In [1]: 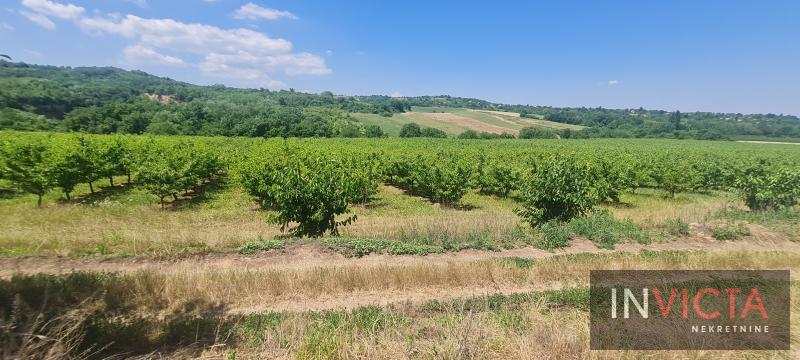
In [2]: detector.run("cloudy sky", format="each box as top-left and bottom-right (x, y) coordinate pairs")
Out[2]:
(2, 0), (800, 114)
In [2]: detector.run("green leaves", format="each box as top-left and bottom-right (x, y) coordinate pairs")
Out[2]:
(237, 146), (381, 237)
(735, 162), (800, 211)
(134, 141), (221, 207)
(386, 152), (473, 206)
(515, 156), (602, 226)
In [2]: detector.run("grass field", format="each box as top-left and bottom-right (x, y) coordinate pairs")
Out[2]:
(2, 136), (799, 358)
(351, 106), (584, 136)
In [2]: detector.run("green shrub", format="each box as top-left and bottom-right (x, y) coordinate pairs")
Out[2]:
(711, 224), (750, 240)
(651, 158), (699, 198)
(534, 220), (570, 249)
(237, 238), (286, 254)
(476, 156), (520, 198)
(0, 140), (52, 206)
(237, 149), (376, 237)
(320, 237), (445, 257)
(398, 123), (422, 137)
(663, 218), (690, 236)
(735, 162), (800, 211)
(386, 153), (473, 206)
(515, 156), (600, 226)
(568, 210), (648, 249)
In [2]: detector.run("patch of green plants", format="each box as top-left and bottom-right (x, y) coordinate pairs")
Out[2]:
(422, 287), (589, 313)
(534, 220), (571, 250)
(568, 210), (649, 249)
(663, 218), (690, 236)
(498, 256), (535, 269)
(734, 161), (800, 211)
(320, 237), (445, 257)
(711, 224), (751, 240)
(236, 238), (286, 255)
(532, 211), (648, 250)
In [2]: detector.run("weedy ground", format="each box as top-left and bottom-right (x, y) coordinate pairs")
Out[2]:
(1, 176), (799, 358)
(2, 251), (799, 359)
(0, 177), (752, 257)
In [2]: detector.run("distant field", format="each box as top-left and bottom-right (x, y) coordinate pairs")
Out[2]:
(352, 106), (584, 136)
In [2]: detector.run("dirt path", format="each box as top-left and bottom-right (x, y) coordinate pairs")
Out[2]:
(229, 283), (577, 313)
(737, 140), (800, 145)
(2, 225), (798, 278)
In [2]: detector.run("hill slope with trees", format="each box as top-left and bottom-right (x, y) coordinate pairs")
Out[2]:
(1, 61), (798, 140)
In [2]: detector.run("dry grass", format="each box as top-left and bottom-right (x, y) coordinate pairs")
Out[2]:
(191, 296), (799, 360)
(51, 250), (799, 314)
(603, 188), (739, 225)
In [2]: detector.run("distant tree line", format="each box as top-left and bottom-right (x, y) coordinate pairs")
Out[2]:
(400, 96), (800, 140)
(0, 62), (398, 138)
(2, 62), (798, 140)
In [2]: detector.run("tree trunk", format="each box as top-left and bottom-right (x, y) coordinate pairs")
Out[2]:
(89, 182), (94, 193)
(109, 176), (114, 187)
(37, 194), (42, 208)
(160, 196), (165, 208)
(65, 191), (71, 200)
(127, 173), (132, 185)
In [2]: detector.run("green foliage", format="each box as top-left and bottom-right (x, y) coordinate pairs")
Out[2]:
(398, 123), (421, 138)
(534, 220), (571, 250)
(515, 156), (600, 226)
(499, 257), (535, 269)
(135, 141), (221, 207)
(320, 237), (445, 257)
(237, 147), (380, 236)
(734, 162), (800, 211)
(0, 139), (53, 206)
(663, 218), (690, 236)
(518, 126), (557, 139)
(399, 123), (448, 138)
(532, 211), (647, 250)
(651, 158), (699, 198)
(387, 153), (473, 205)
(711, 224), (751, 240)
(236, 238), (286, 254)
(567, 210), (648, 249)
(475, 155), (520, 198)
(419, 127), (448, 138)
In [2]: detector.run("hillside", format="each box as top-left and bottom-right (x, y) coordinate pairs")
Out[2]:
(353, 107), (583, 137)
(1, 61), (799, 140)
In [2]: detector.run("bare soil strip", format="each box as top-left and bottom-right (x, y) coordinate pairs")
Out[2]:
(2, 227), (798, 278)
(468, 109), (521, 117)
(737, 141), (800, 145)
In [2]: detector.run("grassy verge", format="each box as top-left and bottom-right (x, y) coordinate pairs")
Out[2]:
(716, 207), (800, 240)
(534, 211), (650, 250)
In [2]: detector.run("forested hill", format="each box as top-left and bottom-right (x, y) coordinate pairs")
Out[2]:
(1, 61), (798, 140)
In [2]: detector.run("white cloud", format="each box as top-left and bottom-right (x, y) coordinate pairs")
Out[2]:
(607, 80), (619, 86)
(233, 3), (297, 21)
(79, 15), (293, 55)
(21, 0), (84, 20)
(123, 45), (185, 66)
(325, 49), (333, 56)
(20, 10), (55, 29)
(19, 0), (330, 89)
(1, 22), (14, 31)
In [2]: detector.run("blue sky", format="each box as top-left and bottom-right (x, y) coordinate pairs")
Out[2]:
(2, 0), (799, 115)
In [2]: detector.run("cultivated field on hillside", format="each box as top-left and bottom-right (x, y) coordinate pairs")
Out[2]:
(1, 131), (799, 358)
(351, 106), (583, 136)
